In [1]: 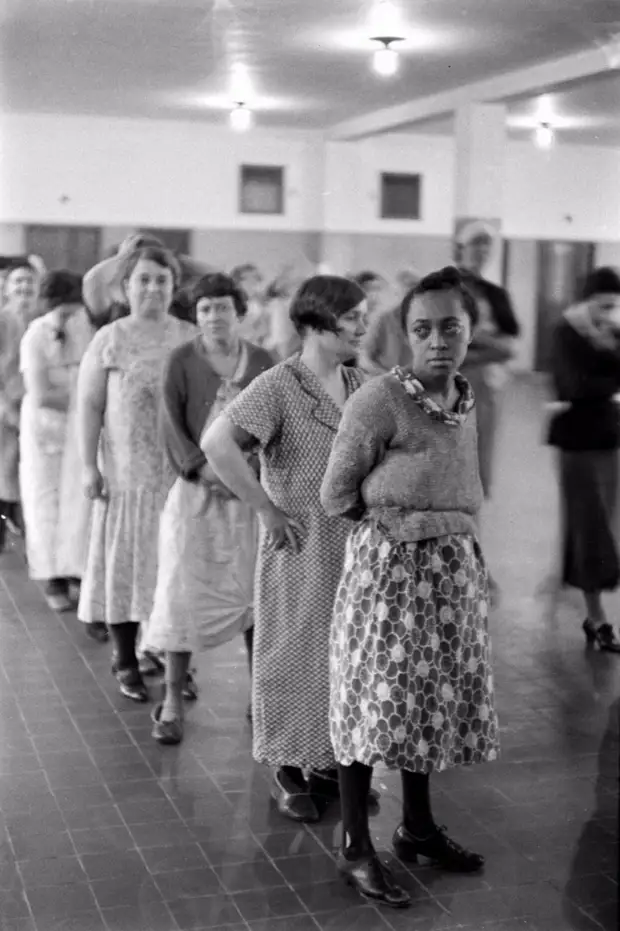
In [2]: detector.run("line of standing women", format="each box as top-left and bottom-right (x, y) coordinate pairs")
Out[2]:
(203, 267), (498, 909)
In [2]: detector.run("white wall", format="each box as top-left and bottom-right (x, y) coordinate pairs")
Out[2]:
(504, 142), (620, 241)
(2, 112), (619, 243)
(0, 114), (324, 231)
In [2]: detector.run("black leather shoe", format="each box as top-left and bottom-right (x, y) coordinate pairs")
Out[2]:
(337, 851), (411, 908)
(307, 769), (381, 809)
(271, 769), (320, 823)
(393, 823), (484, 872)
(583, 619), (620, 653)
(116, 667), (149, 703)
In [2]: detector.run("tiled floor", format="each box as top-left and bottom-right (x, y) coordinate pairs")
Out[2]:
(0, 378), (618, 931)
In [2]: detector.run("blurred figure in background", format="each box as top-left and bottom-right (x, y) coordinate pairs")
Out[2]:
(19, 271), (94, 612)
(359, 268), (421, 376)
(456, 223), (520, 598)
(263, 265), (302, 360)
(548, 267), (620, 652)
(353, 271), (388, 320)
(83, 232), (213, 327)
(233, 263), (269, 347)
(0, 261), (41, 548)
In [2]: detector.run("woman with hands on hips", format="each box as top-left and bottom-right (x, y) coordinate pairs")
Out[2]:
(201, 275), (378, 825)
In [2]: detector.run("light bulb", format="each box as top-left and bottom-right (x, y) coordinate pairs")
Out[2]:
(230, 104), (253, 132)
(534, 123), (554, 150)
(373, 45), (399, 77)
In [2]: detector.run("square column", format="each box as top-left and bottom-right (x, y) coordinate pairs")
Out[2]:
(453, 103), (507, 283)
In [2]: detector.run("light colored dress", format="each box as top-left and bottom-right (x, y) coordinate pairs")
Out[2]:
(0, 311), (26, 503)
(224, 355), (363, 770)
(19, 310), (94, 579)
(78, 315), (196, 625)
(145, 340), (273, 653)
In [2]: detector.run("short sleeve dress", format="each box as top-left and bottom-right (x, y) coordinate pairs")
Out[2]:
(224, 354), (364, 770)
(78, 315), (196, 626)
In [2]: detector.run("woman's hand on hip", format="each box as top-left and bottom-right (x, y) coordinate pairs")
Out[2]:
(258, 502), (304, 553)
(83, 465), (106, 501)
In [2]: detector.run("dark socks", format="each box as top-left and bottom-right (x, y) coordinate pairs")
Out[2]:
(401, 770), (435, 838)
(243, 626), (254, 673)
(45, 578), (69, 597)
(338, 762), (374, 860)
(110, 622), (140, 672)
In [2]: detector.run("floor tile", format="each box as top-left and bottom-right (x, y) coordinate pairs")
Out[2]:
(0, 380), (618, 931)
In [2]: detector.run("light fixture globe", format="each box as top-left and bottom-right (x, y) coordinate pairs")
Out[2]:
(372, 39), (401, 76)
(230, 102), (253, 132)
(534, 122), (554, 150)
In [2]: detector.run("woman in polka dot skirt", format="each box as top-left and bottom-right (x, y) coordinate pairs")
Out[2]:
(321, 266), (499, 909)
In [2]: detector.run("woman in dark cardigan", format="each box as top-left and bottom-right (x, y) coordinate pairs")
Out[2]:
(143, 274), (274, 743)
(548, 267), (620, 652)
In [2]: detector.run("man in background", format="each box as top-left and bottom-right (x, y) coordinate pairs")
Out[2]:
(456, 222), (521, 600)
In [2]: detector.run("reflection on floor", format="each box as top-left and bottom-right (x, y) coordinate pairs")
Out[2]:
(0, 378), (618, 931)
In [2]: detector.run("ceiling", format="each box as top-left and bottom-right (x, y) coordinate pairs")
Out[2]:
(1, 0), (619, 143)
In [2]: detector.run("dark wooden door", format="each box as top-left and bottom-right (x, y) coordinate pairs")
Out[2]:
(141, 229), (190, 255)
(25, 225), (102, 275)
(534, 240), (595, 372)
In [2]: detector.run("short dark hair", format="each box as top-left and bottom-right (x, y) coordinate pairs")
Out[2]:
(582, 267), (620, 300)
(40, 270), (83, 309)
(400, 266), (479, 332)
(191, 273), (247, 318)
(289, 275), (366, 336)
(119, 246), (181, 289)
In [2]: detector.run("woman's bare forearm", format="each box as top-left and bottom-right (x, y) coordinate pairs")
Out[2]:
(79, 401), (104, 468)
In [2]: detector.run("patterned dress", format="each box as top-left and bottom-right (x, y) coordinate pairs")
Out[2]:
(78, 315), (196, 625)
(325, 370), (499, 774)
(224, 355), (364, 770)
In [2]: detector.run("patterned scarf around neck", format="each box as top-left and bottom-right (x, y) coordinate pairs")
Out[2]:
(392, 366), (475, 426)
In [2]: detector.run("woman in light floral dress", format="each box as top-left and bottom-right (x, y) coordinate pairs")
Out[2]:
(77, 246), (196, 702)
(321, 267), (499, 909)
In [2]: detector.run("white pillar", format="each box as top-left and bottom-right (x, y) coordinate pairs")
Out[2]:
(453, 103), (507, 284)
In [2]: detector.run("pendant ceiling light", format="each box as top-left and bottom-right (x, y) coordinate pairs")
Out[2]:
(534, 122), (554, 150)
(229, 63), (254, 131)
(230, 103), (253, 132)
(369, 0), (405, 78)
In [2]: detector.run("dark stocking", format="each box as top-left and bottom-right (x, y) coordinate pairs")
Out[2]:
(401, 770), (435, 838)
(109, 622), (140, 672)
(338, 762), (374, 860)
(243, 626), (254, 674)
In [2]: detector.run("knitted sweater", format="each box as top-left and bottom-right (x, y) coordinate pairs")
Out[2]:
(320, 372), (483, 542)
